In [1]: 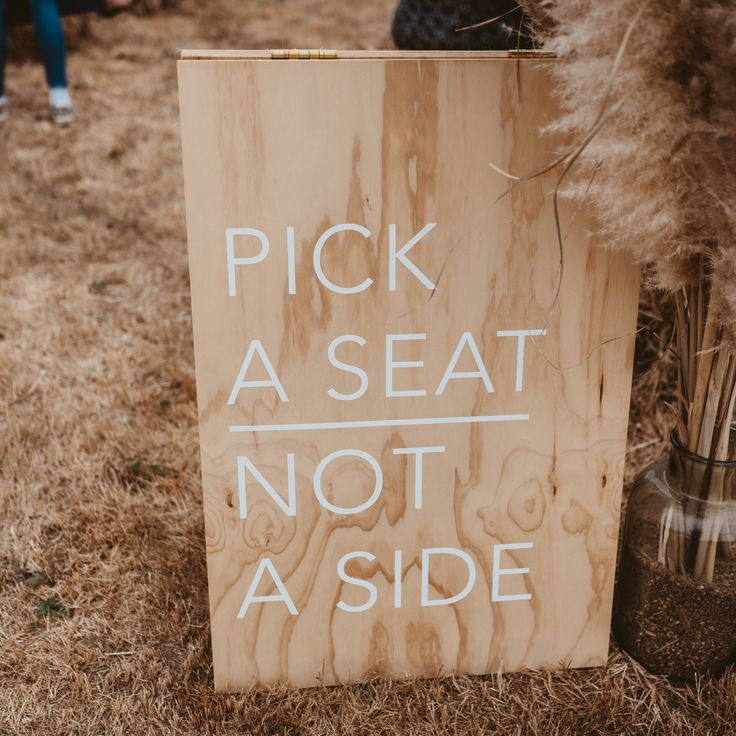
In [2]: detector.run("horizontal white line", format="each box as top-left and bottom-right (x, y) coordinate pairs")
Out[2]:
(228, 414), (529, 433)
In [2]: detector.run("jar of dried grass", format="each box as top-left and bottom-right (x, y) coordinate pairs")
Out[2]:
(613, 432), (736, 679)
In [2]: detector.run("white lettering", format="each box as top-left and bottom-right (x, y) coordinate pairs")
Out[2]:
(389, 223), (436, 291)
(237, 558), (298, 618)
(336, 551), (378, 612)
(392, 445), (445, 509)
(386, 333), (427, 398)
(226, 227), (269, 297)
(496, 329), (546, 392)
(435, 332), (493, 396)
(491, 542), (533, 602)
(228, 339), (289, 404)
(313, 223), (373, 294)
(421, 547), (477, 607)
(236, 454), (296, 519)
(327, 335), (368, 401)
(313, 449), (383, 514)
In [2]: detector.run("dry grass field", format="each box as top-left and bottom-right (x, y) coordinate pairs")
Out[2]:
(0, 1), (734, 734)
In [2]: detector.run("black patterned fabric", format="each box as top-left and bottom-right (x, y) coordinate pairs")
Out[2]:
(392, 0), (533, 50)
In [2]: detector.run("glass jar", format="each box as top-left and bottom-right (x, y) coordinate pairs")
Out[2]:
(613, 432), (736, 679)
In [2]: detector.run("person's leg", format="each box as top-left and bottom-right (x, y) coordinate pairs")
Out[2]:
(30, 0), (67, 88)
(0, 0), (7, 121)
(30, 0), (73, 121)
(0, 0), (7, 104)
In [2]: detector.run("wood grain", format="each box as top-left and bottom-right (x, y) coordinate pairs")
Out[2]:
(177, 55), (640, 690)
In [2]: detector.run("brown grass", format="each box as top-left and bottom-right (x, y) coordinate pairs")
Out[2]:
(0, 2), (734, 734)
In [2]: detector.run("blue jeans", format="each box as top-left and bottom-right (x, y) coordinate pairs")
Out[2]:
(0, 0), (68, 96)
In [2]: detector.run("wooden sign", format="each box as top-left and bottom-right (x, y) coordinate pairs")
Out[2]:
(177, 50), (639, 690)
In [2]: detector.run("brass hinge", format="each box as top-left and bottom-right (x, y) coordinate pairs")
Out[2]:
(270, 49), (338, 59)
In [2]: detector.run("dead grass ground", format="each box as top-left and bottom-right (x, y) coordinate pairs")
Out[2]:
(0, 2), (734, 734)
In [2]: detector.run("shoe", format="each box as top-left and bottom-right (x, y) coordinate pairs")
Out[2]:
(0, 98), (7, 123)
(50, 104), (74, 125)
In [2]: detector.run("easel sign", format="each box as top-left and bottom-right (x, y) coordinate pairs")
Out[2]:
(177, 50), (639, 691)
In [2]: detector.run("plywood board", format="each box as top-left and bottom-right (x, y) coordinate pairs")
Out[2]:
(177, 54), (639, 690)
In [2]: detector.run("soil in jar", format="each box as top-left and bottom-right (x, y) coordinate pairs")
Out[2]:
(614, 542), (736, 679)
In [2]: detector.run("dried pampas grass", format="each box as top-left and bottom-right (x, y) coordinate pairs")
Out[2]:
(523, 0), (736, 344)
(521, 0), (736, 582)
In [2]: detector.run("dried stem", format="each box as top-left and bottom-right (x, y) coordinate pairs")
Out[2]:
(661, 258), (736, 583)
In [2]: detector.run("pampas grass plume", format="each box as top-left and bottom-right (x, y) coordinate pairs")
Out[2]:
(523, 0), (736, 343)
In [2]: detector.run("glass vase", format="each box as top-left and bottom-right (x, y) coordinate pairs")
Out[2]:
(613, 432), (736, 679)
